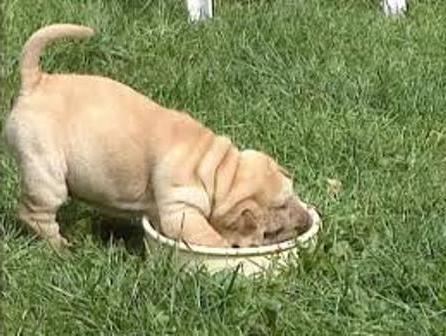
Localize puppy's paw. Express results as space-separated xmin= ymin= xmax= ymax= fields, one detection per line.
xmin=48 ymin=235 xmax=72 ymax=250
xmin=186 ymin=235 xmax=230 ymax=248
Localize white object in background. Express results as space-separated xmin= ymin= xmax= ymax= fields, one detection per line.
xmin=186 ymin=0 xmax=213 ymax=22
xmin=382 ymin=0 xmax=408 ymax=16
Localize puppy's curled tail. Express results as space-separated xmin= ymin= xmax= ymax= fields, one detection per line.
xmin=20 ymin=24 xmax=95 ymax=91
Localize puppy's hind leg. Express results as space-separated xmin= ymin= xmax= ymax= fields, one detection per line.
xmin=17 ymin=155 xmax=70 ymax=249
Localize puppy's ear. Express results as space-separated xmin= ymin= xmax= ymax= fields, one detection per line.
xmin=267 ymin=159 xmax=292 ymax=179
xmin=235 ymin=209 xmax=258 ymax=235
xmin=279 ymin=166 xmax=292 ymax=178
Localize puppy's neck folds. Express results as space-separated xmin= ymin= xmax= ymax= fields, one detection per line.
xmin=153 ymin=130 xmax=241 ymax=218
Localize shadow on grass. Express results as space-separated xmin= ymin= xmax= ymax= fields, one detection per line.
xmin=92 ymin=216 xmax=146 ymax=256
xmin=57 ymin=202 xmax=147 ymax=256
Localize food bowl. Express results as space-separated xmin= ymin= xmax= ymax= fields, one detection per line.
xmin=142 ymin=208 xmax=321 ymax=276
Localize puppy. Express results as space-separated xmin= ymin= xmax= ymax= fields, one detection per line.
xmin=5 ymin=24 xmax=318 ymax=249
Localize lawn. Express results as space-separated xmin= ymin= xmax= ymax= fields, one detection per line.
xmin=1 ymin=0 xmax=446 ymax=334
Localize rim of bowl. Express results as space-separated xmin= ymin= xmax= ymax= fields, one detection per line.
xmin=142 ymin=214 xmax=320 ymax=257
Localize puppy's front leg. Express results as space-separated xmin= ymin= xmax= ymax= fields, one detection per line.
xmin=159 ymin=207 xmax=229 ymax=247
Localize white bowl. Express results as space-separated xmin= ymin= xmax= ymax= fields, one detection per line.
xmin=142 ymin=208 xmax=321 ymax=276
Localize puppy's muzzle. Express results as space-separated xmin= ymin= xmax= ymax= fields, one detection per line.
xmin=296 ymin=201 xmax=322 ymax=234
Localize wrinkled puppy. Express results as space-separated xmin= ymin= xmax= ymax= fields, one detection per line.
xmin=5 ymin=24 xmax=317 ymax=249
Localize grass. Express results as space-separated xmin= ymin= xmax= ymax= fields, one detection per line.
xmin=1 ymin=0 xmax=446 ymax=334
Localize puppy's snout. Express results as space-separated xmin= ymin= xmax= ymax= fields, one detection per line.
xmin=291 ymin=205 xmax=312 ymax=235
xmin=299 ymin=211 xmax=312 ymax=233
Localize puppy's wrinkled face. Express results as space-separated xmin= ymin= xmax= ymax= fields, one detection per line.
xmin=261 ymin=195 xmax=313 ymax=245
xmin=217 ymin=150 xmax=315 ymax=247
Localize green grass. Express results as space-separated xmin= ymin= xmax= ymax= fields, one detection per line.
xmin=1 ymin=0 xmax=446 ymax=334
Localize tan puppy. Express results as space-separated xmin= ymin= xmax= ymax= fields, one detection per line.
xmin=5 ymin=24 xmax=317 ymax=249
